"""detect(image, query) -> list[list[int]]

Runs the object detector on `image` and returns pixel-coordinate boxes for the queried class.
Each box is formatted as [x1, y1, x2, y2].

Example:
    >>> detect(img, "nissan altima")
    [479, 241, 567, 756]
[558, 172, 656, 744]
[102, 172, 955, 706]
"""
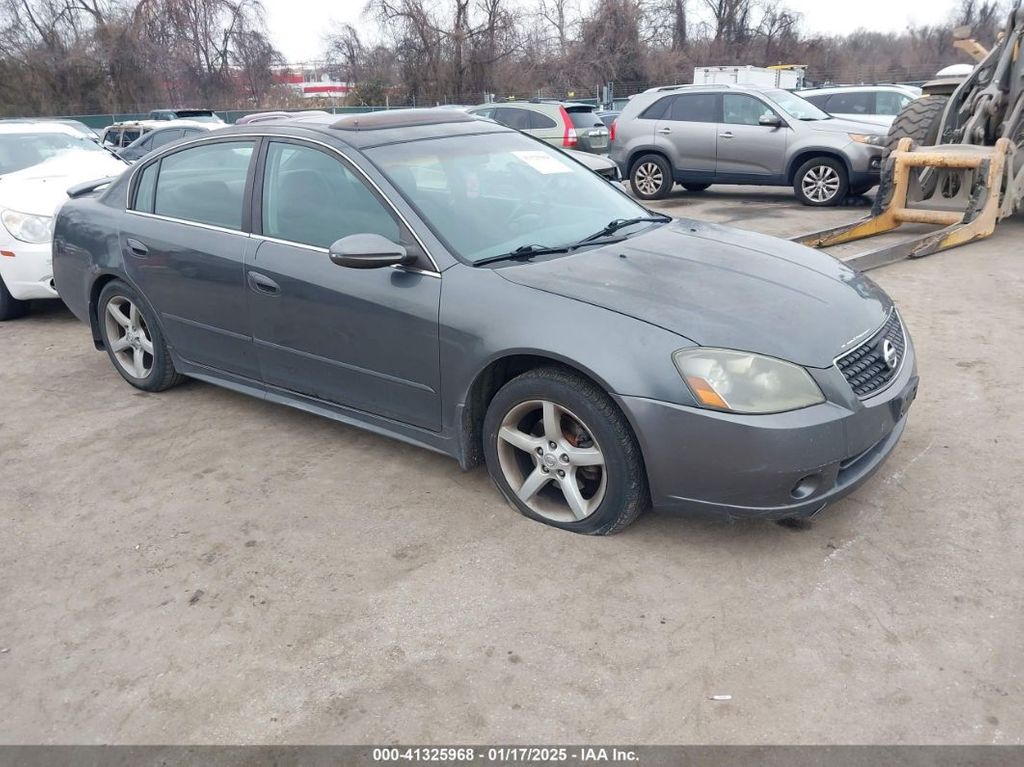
[53, 109, 918, 535]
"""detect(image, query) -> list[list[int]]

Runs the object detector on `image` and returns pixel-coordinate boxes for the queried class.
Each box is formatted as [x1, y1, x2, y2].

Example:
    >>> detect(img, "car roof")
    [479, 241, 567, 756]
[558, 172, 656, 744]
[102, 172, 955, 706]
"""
[217, 108, 510, 150]
[0, 121, 82, 136]
[797, 84, 918, 95]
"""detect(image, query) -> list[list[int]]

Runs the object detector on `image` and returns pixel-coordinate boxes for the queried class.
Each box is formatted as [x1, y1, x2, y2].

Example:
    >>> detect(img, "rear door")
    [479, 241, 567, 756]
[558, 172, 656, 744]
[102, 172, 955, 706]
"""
[121, 139, 260, 379]
[247, 139, 442, 430]
[715, 93, 789, 180]
[654, 93, 719, 177]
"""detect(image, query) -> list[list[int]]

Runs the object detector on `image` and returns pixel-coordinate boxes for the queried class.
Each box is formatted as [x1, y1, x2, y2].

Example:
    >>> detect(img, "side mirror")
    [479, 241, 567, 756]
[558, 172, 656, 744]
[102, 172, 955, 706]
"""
[328, 233, 414, 269]
[759, 114, 783, 128]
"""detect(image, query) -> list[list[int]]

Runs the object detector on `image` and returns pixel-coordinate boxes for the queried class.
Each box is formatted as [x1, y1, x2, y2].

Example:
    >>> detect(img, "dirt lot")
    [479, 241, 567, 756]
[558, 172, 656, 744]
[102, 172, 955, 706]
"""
[1, 186, 1021, 745]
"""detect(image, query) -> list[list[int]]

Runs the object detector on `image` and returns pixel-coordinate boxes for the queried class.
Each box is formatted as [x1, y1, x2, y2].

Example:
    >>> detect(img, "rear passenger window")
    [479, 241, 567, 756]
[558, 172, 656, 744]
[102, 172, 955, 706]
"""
[529, 111, 557, 129]
[493, 107, 532, 130]
[149, 129, 183, 149]
[261, 142, 400, 249]
[152, 141, 254, 230]
[825, 92, 872, 115]
[667, 94, 718, 123]
[640, 97, 672, 120]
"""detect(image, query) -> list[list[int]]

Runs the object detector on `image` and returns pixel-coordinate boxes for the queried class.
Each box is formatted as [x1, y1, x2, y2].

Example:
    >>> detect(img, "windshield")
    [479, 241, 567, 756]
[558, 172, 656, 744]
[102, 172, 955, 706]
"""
[366, 132, 648, 264]
[0, 131, 106, 174]
[766, 89, 830, 121]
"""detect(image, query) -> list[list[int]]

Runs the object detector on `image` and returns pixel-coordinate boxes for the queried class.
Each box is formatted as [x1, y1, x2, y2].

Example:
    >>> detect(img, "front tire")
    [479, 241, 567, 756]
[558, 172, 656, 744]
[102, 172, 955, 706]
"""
[97, 280, 183, 392]
[793, 157, 848, 206]
[483, 367, 649, 535]
[629, 154, 673, 200]
[0, 274, 29, 321]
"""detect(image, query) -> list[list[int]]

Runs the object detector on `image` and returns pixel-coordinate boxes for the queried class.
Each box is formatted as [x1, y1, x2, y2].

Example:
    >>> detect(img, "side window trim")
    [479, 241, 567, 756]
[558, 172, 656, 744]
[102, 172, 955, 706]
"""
[251, 137, 439, 276]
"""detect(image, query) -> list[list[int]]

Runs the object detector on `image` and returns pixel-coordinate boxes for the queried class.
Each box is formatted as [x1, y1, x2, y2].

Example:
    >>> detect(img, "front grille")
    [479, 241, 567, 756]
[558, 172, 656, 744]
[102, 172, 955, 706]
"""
[835, 310, 906, 399]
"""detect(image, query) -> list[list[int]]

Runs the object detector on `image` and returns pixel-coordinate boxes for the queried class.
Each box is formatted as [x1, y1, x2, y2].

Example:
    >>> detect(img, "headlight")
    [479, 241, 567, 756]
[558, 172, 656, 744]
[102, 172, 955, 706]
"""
[673, 348, 825, 414]
[848, 133, 884, 146]
[1, 209, 54, 243]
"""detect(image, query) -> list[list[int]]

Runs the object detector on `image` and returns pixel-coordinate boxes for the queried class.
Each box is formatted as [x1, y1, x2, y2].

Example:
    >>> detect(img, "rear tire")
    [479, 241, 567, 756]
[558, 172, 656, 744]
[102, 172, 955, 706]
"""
[629, 154, 673, 200]
[0, 274, 30, 321]
[793, 157, 848, 206]
[97, 280, 184, 392]
[483, 367, 649, 535]
[682, 183, 711, 192]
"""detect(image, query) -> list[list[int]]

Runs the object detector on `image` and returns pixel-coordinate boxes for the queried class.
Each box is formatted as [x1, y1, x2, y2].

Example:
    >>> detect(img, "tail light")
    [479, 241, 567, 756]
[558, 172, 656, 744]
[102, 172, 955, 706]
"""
[559, 106, 578, 147]
[609, 120, 617, 142]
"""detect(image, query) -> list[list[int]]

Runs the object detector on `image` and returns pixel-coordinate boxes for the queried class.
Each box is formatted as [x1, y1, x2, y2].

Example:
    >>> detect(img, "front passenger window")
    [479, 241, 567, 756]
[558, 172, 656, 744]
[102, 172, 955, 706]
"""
[722, 94, 777, 126]
[261, 142, 400, 249]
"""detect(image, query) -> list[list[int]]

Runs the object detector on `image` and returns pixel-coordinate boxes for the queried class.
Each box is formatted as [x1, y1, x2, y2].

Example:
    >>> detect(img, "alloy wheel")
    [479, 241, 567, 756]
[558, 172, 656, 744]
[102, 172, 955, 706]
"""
[104, 296, 154, 379]
[634, 162, 663, 197]
[496, 399, 607, 523]
[802, 165, 841, 203]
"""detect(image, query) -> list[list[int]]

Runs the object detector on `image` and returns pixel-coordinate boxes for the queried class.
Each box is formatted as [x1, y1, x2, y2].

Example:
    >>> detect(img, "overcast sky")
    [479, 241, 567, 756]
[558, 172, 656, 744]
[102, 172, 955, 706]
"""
[266, 0, 961, 63]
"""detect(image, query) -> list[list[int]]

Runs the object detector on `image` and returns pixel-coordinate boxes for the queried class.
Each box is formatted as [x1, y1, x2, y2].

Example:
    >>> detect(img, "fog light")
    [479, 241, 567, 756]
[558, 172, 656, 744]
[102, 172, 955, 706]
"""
[791, 474, 820, 500]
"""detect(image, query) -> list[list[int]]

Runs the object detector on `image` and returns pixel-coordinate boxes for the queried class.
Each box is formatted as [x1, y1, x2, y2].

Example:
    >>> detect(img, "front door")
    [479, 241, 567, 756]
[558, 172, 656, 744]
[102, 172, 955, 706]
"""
[247, 139, 442, 431]
[121, 139, 259, 379]
[715, 94, 789, 181]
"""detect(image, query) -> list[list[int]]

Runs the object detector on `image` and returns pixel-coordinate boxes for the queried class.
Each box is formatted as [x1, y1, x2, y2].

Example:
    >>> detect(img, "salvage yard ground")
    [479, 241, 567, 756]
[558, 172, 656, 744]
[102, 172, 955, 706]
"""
[1, 187, 1021, 744]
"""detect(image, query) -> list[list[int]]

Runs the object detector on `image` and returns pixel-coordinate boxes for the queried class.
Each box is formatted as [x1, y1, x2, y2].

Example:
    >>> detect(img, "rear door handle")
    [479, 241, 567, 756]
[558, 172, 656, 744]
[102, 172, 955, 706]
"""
[719, 131, 734, 138]
[247, 271, 280, 296]
[657, 127, 672, 134]
[126, 238, 149, 257]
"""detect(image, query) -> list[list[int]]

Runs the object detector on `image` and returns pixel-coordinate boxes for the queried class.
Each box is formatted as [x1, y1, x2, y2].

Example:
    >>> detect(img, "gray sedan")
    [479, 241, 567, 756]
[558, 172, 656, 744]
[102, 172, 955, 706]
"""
[53, 110, 918, 535]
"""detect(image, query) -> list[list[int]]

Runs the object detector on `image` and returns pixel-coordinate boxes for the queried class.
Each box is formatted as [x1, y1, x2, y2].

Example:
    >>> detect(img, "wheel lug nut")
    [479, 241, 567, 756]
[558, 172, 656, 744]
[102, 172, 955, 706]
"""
[557, 469, 565, 478]
[541, 466, 549, 473]
[559, 454, 568, 463]
[535, 447, 543, 455]
[549, 441, 556, 449]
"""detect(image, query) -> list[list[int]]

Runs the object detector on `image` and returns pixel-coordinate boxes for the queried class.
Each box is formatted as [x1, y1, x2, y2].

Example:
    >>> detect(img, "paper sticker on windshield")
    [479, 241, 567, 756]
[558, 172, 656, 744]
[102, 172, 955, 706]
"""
[512, 150, 572, 175]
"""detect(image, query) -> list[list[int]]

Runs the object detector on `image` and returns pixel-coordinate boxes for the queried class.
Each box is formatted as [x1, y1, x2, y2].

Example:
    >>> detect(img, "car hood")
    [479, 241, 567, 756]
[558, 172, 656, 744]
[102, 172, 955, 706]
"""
[494, 219, 892, 368]
[801, 116, 887, 135]
[0, 151, 127, 216]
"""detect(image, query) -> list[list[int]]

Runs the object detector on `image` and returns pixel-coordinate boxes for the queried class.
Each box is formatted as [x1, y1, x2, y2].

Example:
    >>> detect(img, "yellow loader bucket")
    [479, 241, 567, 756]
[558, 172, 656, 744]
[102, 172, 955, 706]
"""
[794, 137, 1013, 271]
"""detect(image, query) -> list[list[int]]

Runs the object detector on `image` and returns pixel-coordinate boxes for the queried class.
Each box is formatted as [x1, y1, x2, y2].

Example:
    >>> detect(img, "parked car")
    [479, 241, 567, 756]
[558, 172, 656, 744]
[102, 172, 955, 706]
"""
[0, 118, 99, 141]
[100, 121, 158, 149]
[235, 110, 331, 125]
[53, 109, 917, 535]
[149, 108, 224, 123]
[798, 85, 922, 128]
[565, 148, 619, 181]
[610, 83, 887, 205]
[596, 110, 620, 128]
[0, 123, 128, 319]
[467, 101, 610, 153]
[116, 121, 219, 162]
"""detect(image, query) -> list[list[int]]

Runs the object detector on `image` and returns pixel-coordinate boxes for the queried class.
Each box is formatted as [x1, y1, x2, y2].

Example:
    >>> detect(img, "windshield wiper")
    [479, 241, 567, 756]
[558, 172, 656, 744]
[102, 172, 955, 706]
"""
[570, 215, 671, 248]
[473, 243, 570, 267]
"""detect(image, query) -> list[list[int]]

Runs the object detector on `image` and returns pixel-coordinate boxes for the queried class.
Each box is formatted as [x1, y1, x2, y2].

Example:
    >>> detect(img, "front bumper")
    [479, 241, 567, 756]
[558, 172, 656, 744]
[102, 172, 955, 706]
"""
[0, 239, 59, 300]
[616, 338, 918, 521]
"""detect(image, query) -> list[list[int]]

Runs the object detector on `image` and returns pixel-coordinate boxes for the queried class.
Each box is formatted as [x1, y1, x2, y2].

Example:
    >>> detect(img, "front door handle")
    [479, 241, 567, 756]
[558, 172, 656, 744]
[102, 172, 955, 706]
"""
[719, 131, 734, 138]
[126, 238, 149, 257]
[247, 271, 280, 296]
[657, 127, 672, 135]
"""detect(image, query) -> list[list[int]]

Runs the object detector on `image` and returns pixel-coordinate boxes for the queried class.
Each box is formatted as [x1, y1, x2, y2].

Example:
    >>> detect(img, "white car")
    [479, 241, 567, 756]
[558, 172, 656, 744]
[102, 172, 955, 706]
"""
[798, 85, 922, 128]
[0, 123, 128, 320]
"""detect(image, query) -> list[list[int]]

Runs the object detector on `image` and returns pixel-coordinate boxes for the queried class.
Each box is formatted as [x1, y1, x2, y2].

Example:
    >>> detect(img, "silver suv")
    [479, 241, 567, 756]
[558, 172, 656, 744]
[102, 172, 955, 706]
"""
[610, 84, 886, 206]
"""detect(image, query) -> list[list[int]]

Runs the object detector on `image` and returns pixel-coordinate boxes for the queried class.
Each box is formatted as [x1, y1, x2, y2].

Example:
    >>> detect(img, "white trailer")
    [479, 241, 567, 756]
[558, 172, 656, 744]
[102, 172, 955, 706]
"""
[692, 65, 806, 89]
